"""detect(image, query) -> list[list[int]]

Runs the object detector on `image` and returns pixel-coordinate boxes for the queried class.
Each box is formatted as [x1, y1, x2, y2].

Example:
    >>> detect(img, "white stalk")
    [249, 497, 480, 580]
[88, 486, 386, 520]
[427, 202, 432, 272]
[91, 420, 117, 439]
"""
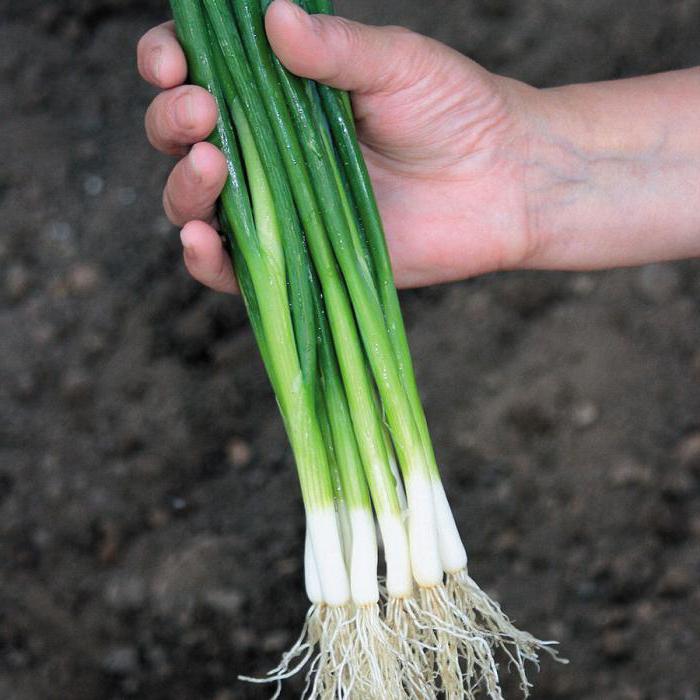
[349, 508, 379, 605]
[307, 508, 351, 606]
[432, 479, 468, 572]
[404, 472, 444, 586]
[377, 512, 413, 598]
[304, 529, 323, 604]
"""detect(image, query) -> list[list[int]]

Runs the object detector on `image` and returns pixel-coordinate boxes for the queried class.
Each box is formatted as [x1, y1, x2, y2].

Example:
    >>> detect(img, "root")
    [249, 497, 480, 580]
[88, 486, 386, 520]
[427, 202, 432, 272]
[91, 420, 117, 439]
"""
[408, 584, 503, 700]
[350, 604, 405, 699]
[303, 604, 355, 700]
[386, 596, 437, 700]
[446, 568, 566, 696]
[238, 603, 324, 698]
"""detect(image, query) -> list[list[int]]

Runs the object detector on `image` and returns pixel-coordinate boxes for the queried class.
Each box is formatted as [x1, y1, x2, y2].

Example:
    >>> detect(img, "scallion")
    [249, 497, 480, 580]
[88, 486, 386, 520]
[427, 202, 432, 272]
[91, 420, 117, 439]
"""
[167, 0, 563, 697]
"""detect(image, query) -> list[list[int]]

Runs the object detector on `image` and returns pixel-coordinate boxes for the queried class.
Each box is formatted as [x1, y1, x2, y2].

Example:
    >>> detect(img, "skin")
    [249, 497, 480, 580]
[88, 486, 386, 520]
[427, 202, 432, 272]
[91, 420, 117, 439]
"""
[137, 0, 700, 294]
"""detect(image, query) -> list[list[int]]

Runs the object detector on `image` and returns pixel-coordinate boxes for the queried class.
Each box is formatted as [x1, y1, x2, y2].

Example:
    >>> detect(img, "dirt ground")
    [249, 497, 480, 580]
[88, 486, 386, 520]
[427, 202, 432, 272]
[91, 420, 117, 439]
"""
[1, 1, 700, 699]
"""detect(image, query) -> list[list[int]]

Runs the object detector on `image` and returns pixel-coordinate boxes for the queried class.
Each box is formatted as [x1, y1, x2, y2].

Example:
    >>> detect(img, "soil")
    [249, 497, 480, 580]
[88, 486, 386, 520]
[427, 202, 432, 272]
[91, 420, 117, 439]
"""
[1, 1, 700, 699]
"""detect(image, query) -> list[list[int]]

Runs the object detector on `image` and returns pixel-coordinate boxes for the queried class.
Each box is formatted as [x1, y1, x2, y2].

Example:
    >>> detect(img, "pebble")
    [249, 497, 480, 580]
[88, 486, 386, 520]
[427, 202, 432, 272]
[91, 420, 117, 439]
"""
[12, 371, 37, 399]
[60, 368, 93, 403]
[104, 575, 147, 611]
[116, 186, 137, 206]
[231, 627, 256, 650]
[212, 691, 237, 700]
[262, 630, 289, 653]
[610, 458, 653, 487]
[653, 503, 690, 543]
[83, 174, 104, 197]
[226, 437, 252, 468]
[571, 273, 597, 296]
[5, 264, 30, 300]
[677, 432, 700, 476]
[147, 508, 171, 529]
[202, 588, 245, 616]
[660, 472, 694, 501]
[600, 629, 633, 661]
[571, 400, 599, 429]
[634, 263, 681, 304]
[101, 645, 140, 675]
[657, 567, 691, 598]
[67, 263, 101, 294]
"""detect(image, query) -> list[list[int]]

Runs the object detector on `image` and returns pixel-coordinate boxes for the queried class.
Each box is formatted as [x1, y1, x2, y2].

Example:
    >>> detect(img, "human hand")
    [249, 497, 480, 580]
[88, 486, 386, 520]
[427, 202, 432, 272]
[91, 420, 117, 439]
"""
[138, 0, 700, 293]
[137, 0, 538, 292]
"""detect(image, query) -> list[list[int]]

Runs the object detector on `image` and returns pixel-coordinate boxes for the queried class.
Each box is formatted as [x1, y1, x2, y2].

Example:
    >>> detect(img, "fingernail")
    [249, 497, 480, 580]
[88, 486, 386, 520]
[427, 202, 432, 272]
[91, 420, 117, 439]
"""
[188, 147, 203, 184]
[174, 92, 196, 129]
[151, 46, 162, 82]
[180, 228, 197, 262]
[277, 0, 307, 17]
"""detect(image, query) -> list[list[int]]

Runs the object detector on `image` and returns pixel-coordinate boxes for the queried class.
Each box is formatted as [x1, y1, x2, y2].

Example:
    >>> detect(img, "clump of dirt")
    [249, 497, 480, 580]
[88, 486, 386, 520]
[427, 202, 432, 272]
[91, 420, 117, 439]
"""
[1, 1, 699, 698]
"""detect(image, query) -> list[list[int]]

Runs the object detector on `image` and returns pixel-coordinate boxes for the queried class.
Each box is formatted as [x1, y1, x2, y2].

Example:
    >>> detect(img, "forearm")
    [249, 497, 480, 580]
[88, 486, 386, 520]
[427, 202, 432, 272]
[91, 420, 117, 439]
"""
[523, 67, 700, 270]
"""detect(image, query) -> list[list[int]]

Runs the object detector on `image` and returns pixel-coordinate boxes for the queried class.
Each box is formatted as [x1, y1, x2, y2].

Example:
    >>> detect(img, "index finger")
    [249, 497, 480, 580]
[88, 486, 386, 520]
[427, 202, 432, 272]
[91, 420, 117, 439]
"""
[137, 21, 188, 89]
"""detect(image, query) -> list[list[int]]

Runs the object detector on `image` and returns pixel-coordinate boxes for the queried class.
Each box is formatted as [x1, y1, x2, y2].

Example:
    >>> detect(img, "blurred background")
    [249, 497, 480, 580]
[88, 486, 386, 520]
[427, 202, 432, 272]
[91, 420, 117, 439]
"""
[1, 1, 700, 698]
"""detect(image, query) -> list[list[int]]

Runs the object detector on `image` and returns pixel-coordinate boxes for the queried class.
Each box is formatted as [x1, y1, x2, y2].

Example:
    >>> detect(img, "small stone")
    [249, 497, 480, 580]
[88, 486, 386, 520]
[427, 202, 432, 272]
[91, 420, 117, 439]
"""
[262, 630, 289, 653]
[147, 508, 170, 529]
[213, 691, 237, 700]
[657, 567, 691, 598]
[571, 401, 599, 429]
[634, 263, 681, 304]
[12, 371, 37, 399]
[61, 368, 93, 403]
[571, 274, 596, 295]
[231, 628, 256, 650]
[67, 263, 101, 294]
[83, 174, 104, 196]
[275, 557, 299, 575]
[104, 575, 147, 611]
[31, 323, 56, 345]
[600, 629, 633, 661]
[493, 528, 519, 555]
[5, 264, 30, 300]
[693, 351, 700, 381]
[116, 186, 137, 206]
[597, 607, 630, 630]
[226, 438, 252, 468]
[634, 600, 656, 623]
[677, 433, 700, 476]
[610, 458, 653, 487]
[170, 496, 189, 514]
[660, 472, 694, 501]
[101, 645, 139, 675]
[97, 521, 121, 564]
[202, 588, 245, 616]
[155, 216, 172, 236]
[653, 503, 690, 543]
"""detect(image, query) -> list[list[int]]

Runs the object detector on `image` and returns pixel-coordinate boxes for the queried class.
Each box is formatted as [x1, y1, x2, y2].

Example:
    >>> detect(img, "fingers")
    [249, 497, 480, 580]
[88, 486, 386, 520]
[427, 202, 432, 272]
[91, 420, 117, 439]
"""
[180, 221, 239, 294]
[163, 142, 228, 226]
[137, 21, 188, 89]
[265, 0, 424, 95]
[145, 85, 218, 156]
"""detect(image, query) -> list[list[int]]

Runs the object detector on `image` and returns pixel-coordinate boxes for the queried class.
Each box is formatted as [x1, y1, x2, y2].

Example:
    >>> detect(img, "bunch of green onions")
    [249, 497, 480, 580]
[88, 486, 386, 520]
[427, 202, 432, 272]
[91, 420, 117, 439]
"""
[169, 0, 560, 697]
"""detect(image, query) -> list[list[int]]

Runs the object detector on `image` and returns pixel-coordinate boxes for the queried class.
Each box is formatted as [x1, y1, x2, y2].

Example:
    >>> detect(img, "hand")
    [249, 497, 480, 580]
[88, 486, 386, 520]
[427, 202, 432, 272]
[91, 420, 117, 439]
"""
[138, 1, 700, 293]
[137, 0, 537, 292]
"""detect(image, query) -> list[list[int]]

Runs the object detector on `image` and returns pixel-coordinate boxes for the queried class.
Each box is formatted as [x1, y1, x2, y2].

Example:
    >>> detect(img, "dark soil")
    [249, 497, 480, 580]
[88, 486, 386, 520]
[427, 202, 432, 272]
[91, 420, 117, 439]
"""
[1, 1, 700, 699]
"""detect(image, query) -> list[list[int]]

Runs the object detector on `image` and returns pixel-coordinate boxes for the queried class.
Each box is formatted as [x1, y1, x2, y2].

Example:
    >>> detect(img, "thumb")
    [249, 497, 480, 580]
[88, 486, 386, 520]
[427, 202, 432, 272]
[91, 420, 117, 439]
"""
[265, 0, 421, 95]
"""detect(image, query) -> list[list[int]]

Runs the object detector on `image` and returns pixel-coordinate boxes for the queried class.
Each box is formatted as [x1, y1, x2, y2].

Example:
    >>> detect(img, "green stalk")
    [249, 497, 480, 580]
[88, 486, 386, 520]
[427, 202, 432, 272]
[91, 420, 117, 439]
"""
[204, 0, 317, 395]
[241, 0, 427, 484]
[318, 80, 443, 478]
[170, 0, 334, 512]
[227, 0, 404, 516]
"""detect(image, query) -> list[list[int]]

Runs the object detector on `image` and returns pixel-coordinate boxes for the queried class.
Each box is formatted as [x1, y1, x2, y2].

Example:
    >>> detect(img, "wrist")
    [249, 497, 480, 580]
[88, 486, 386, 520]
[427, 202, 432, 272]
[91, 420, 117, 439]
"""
[519, 69, 700, 271]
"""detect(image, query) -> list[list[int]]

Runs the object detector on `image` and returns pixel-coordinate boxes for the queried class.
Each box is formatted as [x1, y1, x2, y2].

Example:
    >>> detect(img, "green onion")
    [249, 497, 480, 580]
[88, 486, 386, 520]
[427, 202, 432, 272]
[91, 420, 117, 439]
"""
[167, 0, 563, 697]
